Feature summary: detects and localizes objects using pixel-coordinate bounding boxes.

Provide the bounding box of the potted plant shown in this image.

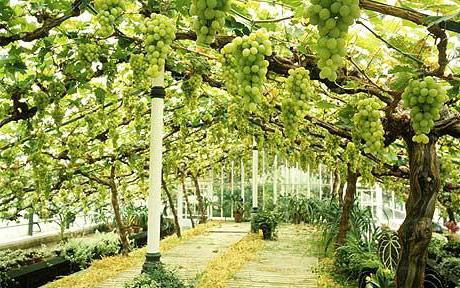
[232,196,244,223]
[254,210,279,240]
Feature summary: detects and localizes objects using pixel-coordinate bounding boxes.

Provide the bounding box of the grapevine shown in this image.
[137,14,176,79]
[221,30,272,111]
[402,76,447,144]
[94,0,125,36]
[305,0,360,81]
[190,0,231,46]
[280,68,315,138]
[352,98,385,154]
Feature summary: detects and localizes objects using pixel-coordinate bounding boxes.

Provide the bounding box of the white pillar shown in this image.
[391,190,396,220]
[146,74,164,261]
[273,155,278,204]
[262,150,265,209]
[307,164,311,198]
[241,159,245,202]
[319,163,323,200]
[220,165,224,218]
[376,185,384,224]
[177,183,183,221]
[330,170,333,197]
[281,161,286,197]
[287,162,291,195]
[295,162,299,197]
[252,137,258,208]
[231,161,234,218]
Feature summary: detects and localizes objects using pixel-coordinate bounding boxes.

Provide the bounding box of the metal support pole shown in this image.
[319,163,323,200]
[231,161,234,218]
[251,137,259,232]
[273,155,278,204]
[143,74,165,271]
[221,165,224,218]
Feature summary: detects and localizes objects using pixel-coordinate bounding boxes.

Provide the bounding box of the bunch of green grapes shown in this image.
[280,68,314,138]
[221,53,238,95]
[181,74,202,97]
[352,98,385,154]
[140,14,176,78]
[280,99,302,138]
[402,76,447,144]
[129,54,149,83]
[221,30,272,111]
[190,0,231,46]
[305,0,360,81]
[285,67,315,103]
[94,0,125,36]
[78,43,100,63]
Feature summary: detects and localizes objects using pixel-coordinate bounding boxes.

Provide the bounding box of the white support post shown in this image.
[330,170,333,197]
[231,161,234,218]
[251,137,259,233]
[262,150,265,209]
[220,165,224,218]
[295,162,299,197]
[252,137,258,208]
[391,190,396,220]
[281,161,286,197]
[319,163,323,200]
[144,74,165,268]
[307,164,311,198]
[241,159,245,202]
[376,185,384,224]
[177,183,183,221]
[287,162,291,195]
[273,155,278,204]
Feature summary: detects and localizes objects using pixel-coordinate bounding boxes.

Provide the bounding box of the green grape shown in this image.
[280,68,315,138]
[78,43,100,63]
[190,0,231,46]
[304,0,360,81]
[94,0,125,36]
[181,74,202,98]
[129,54,149,83]
[352,98,385,154]
[140,14,176,78]
[221,30,272,111]
[401,76,447,144]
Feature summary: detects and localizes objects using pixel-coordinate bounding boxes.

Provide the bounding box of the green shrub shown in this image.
[365,268,396,288]
[254,210,279,240]
[59,232,121,268]
[124,263,190,288]
[335,231,381,279]
[444,238,460,258]
[439,257,460,286]
[427,233,448,260]
[0,247,53,285]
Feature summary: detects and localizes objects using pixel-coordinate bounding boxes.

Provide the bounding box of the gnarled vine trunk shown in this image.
[396,138,440,288]
[161,176,181,238]
[109,166,130,255]
[336,165,359,247]
[191,173,207,223]
[182,175,195,228]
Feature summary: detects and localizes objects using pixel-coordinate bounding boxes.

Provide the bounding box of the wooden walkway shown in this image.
[226,225,318,288]
[97,222,250,288]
